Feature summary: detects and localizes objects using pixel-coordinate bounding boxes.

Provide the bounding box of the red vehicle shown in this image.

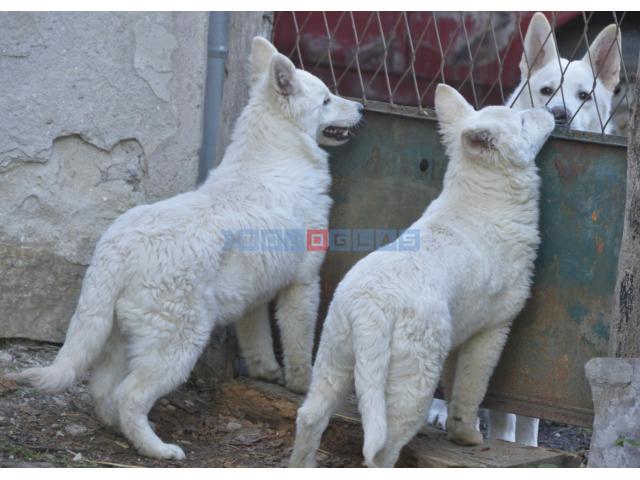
[273,12,634,110]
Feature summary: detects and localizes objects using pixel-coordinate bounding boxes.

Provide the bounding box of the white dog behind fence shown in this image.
[7,36,362,460]
[427,12,622,446]
[509,12,621,133]
[290,84,555,467]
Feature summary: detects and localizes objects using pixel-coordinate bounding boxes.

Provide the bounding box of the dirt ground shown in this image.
[0,340,590,468]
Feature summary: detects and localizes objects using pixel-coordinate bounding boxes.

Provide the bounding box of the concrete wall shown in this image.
[0,12,209,342]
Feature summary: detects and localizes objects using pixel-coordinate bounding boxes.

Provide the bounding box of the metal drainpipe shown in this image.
[198,11,230,185]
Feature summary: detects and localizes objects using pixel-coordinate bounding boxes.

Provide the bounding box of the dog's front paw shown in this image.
[286,377,310,394]
[285,371,311,394]
[244,356,284,384]
[252,364,284,384]
[446,416,483,446]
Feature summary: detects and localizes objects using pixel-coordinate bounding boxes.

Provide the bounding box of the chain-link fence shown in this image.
[273,11,637,138]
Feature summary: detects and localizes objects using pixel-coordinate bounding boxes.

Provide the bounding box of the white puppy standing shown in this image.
[428,13,622,446]
[290,84,555,468]
[7,37,362,460]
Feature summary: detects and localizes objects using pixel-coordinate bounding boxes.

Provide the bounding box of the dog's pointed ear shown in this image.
[461,128,496,154]
[250,36,278,85]
[584,24,621,91]
[270,53,298,97]
[435,84,473,127]
[520,12,558,77]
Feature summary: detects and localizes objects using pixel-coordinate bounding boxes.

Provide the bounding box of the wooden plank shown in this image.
[405,426,583,468]
[217,378,584,468]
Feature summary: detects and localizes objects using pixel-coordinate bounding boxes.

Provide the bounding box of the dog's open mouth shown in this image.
[322,125,356,141]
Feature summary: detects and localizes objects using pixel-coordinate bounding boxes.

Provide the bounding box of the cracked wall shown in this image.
[0,12,209,341]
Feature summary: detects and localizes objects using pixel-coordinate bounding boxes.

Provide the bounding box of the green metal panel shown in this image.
[320,109,626,427]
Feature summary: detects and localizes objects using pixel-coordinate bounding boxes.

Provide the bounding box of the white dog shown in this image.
[7,36,362,460]
[428,13,622,446]
[509,12,621,133]
[290,84,554,467]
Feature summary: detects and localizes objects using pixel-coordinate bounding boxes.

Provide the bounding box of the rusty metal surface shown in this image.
[320,110,626,426]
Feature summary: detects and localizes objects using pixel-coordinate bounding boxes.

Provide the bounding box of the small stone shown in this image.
[231,430,265,445]
[65,424,87,436]
[72,452,83,462]
[226,421,242,432]
[0,351,12,363]
[56,430,64,437]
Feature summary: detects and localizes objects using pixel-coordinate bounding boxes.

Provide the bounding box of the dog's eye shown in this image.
[540,86,553,96]
[614,85,621,95]
[578,91,592,101]
[323,97,331,106]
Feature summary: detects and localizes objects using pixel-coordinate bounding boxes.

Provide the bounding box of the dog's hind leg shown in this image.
[441,348,458,402]
[289,309,354,467]
[113,309,211,460]
[236,303,282,383]
[276,278,320,393]
[89,324,128,429]
[426,348,458,430]
[446,325,510,446]
[373,321,447,468]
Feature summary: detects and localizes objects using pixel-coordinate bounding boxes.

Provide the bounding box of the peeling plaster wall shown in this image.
[0,12,209,341]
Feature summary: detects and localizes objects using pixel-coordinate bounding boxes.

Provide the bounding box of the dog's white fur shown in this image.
[509,12,621,134]
[7,37,362,460]
[289,84,555,467]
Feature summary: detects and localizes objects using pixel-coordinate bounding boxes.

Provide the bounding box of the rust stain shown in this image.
[554,157,587,184]
[595,236,605,255]
[591,211,598,222]
[556,354,570,385]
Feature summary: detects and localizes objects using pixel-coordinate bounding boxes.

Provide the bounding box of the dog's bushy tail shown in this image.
[351,301,394,467]
[8,249,121,392]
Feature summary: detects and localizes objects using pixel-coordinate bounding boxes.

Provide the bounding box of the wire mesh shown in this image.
[273,11,637,138]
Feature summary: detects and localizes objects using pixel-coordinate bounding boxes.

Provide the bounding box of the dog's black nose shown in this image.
[357,104,364,114]
[550,105,570,124]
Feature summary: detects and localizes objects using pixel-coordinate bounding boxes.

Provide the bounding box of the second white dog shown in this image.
[290,84,554,467]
